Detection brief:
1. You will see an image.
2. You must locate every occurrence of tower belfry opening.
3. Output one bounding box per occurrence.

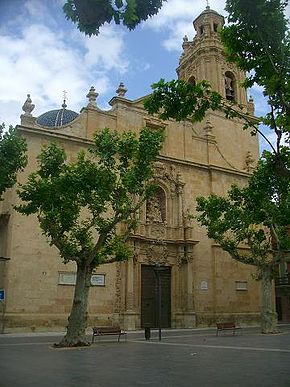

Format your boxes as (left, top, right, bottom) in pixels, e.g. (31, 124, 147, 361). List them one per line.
(177, 5, 252, 110)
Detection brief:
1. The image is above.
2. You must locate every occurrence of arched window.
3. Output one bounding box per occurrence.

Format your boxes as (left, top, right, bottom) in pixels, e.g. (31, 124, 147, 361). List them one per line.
(225, 71, 236, 101)
(188, 76, 196, 86)
(146, 187, 166, 223)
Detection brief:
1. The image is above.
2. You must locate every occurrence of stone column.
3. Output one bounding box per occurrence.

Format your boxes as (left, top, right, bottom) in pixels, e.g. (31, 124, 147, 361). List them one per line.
(183, 251, 196, 328)
(123, 257, 138, 330)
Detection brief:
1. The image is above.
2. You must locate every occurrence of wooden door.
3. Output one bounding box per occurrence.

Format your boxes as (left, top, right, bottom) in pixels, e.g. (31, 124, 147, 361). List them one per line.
(141, 265, 171, 328)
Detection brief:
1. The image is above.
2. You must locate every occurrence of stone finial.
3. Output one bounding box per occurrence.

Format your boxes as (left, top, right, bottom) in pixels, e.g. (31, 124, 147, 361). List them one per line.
(247, 95, 255, 115)
(22, 94, 35, 116)
(183, 35, 188, 43)
(116, 82, 127, 97)
(86, 86, 98, 108)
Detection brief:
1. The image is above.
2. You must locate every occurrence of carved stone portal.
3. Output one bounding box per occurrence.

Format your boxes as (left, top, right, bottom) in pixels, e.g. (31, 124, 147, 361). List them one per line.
(145, 242, 169, 266)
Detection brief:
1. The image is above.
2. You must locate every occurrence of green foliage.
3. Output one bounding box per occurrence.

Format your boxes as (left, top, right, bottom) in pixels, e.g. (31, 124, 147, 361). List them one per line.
(16, 127, 164, 268)
(221, 0, 290, 139)
(196, 149, 290, 272)
(63, 0, 167, 36)
(144, 79, 223, 123)
(0, 124, 27, 199)
(144, 1, 290, 176)
(144, 78, 258, 136)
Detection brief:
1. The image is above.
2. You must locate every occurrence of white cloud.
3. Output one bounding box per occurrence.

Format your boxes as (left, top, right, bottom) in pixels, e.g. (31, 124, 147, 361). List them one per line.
(162, 20, 194, 51)
(0, 0, 129, 126)
(76, 26, 129, 73)
(145, 0, 226, 51)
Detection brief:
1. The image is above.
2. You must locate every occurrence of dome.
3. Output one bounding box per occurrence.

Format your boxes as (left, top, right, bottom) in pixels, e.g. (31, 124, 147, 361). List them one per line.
(193, 6, 224, 25)
(36, 105, 78, 128)
(200, 7, 221, 17)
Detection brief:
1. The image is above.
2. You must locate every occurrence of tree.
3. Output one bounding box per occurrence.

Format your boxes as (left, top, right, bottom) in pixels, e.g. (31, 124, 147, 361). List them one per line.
(144, 0, 290, 176)
(63, 0, 167, 36)
(16, 127, 164, 347)
(0, 124, 27, 200)
(220, 0, 290, 175)
(196, 148, 290, 333)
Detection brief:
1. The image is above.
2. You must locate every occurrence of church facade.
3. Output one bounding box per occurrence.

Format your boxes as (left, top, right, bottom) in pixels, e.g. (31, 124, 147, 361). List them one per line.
(0, 7, 263, 332)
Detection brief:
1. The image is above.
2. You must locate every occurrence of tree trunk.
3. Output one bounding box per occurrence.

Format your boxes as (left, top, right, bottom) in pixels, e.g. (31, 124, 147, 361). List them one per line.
(260, 266, 278, 334)
(56, 262, 92, 347)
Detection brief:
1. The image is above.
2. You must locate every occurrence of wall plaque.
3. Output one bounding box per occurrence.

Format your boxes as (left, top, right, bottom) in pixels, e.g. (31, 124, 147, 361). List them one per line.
(91, 274, 105, 286)
(200, 280, 208, 290)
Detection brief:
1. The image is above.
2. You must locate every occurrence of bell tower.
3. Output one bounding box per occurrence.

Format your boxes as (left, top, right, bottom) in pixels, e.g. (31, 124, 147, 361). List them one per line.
(177, 6, 252, 111)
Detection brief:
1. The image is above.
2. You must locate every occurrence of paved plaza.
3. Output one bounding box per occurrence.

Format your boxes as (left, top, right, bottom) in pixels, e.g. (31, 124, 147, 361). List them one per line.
(0, 326, 290, 387)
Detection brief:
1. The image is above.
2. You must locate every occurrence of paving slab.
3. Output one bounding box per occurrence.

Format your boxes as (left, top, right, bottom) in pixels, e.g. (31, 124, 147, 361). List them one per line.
(0, 327, 290, 387)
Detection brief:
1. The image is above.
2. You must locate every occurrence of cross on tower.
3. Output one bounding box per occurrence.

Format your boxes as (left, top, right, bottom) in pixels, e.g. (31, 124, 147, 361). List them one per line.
(62, 90, 68, 109)
(63, 90, 67, 102)
(206, 0, 210, 9)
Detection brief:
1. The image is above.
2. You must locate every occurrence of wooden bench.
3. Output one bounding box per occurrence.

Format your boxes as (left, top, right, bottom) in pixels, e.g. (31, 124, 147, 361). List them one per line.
(216, 322, 242, 336)
(92, 326, 127, 343)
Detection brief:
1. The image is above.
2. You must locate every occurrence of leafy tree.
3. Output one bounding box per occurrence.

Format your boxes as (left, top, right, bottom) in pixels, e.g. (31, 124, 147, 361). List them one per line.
(144, 0, 290, 176)
(16, 127, 164, 347)
(0, 124, 27, 200)
(63, 0, 167, 36)
(220, 0, 290, 175)
(196, 148, 290, 333)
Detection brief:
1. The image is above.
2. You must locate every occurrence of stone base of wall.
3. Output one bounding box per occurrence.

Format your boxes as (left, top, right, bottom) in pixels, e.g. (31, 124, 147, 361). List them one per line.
(3, 313, 69, 333)
(2, 313, 119, 333)
(195, 312, 261, 327)
(121, 311, 139, 330)
(173, 312, 196, 328)
(2, 311, 261, 333)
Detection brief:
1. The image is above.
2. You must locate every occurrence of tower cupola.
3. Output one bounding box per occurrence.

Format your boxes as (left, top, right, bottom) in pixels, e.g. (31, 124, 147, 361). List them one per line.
(177, 6, 253, 111)
(193, 5, 224, 38)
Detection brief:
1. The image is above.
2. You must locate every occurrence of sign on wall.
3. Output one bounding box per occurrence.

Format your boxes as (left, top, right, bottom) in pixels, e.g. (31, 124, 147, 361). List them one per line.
(0, 289, 5, 301)
(58, 272, 106, 286)
(200, 281, 208, 290)
(90, 274, 105, 286)
(235, 281, 248, 291)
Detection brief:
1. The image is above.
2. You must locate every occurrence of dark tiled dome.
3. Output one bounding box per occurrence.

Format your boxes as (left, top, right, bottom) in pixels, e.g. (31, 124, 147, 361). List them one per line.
(36, 108, 78, 128)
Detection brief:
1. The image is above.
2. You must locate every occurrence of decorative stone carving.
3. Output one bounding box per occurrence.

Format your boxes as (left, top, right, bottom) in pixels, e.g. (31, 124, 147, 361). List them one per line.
(22, 94, 35, 116)
(86, 86, 98, 108)
(152, 161, 185, 197)
(244, 151, 255, 172)
(132, 241, 140, 264)
(145, 241, 168, 266)
(204, 119, 215, 140)
(150, 223, 166, 239)
(146, 195, 163, 223)
(177, 246, 194, 267)
(116, 82, 127, 97)
(113, 262, 122, 313)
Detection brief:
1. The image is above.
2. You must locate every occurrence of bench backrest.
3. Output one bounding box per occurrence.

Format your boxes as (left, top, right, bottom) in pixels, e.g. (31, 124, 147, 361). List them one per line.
(216, 322, 235, 329)
(93, 326, 121, 334)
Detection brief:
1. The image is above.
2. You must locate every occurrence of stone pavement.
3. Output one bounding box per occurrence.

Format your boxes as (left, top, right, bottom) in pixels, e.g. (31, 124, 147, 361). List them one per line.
(0, 326, 290, 387)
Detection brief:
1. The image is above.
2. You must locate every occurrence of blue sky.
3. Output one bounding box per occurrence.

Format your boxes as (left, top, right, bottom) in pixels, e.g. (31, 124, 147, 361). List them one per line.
(0, 0, 289, 152)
